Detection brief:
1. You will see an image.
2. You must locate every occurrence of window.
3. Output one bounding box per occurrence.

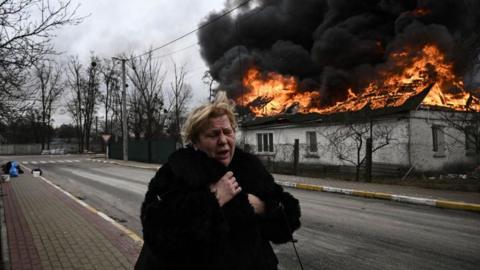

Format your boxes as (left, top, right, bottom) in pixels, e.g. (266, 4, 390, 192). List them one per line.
(306, 131, 318, 153)
(256, 132, 273, 153)
(465, 126, 476, 153)
(432, 125, 445, 156)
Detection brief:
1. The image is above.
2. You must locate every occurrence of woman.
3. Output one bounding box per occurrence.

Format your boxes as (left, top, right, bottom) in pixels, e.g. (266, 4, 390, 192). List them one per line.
(135, 92, 301, 270)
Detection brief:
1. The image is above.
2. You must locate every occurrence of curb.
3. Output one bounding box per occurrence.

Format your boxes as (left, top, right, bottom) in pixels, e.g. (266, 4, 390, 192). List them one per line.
(0, 185, 10, 270)
(275, 181, 480, 213)
(20, 164, 144, 245)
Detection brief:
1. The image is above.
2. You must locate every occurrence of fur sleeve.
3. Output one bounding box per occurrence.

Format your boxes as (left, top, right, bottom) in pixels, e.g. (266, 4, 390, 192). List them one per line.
(259, 181, 301, 244)
(140, 164, 227, 258)
(244, 153, 302, 244)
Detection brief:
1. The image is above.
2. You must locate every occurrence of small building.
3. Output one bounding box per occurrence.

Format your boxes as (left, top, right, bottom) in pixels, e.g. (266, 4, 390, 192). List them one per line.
(237, 88, 479, 178)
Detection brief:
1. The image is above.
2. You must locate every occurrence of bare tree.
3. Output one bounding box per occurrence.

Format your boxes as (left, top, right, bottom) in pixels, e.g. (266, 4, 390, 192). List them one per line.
(66, 56, 85, 152)
(65, 55, 101, 152)
(439, 102, 480, 164)
(0, 0, 83, 120)
(167, 61, 192, 146)
(128, 89, 146, 140)
(83, 55, 101, 151)
(33, 60, 64, 149)
(109, 80, 123, 142)
(321, 122, 395, 181)
(99, 58, 120, 134)
(128, 50, 166, 161)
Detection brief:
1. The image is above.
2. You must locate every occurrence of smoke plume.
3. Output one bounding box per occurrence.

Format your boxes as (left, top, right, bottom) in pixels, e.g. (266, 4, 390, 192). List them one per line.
(198, 0, 480, 106)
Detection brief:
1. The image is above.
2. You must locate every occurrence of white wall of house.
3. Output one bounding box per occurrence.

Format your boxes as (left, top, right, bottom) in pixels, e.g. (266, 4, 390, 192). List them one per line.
(238, 109, 477, 173)
(239, 117, 410, 166)
(409, 110, 477, 171)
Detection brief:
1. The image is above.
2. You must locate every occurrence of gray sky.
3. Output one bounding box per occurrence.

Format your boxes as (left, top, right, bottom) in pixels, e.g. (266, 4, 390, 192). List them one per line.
(52, 0, 226, 126)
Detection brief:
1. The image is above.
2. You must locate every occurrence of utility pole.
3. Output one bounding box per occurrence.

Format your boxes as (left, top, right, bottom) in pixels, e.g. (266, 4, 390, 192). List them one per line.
(113, 57, 128, 161)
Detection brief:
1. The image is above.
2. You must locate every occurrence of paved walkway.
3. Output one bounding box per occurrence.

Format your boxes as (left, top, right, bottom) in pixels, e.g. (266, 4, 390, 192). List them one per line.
(0, 167, 142, 269)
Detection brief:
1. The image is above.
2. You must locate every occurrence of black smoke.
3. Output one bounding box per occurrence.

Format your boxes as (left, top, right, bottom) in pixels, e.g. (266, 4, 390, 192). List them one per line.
(198, 0, 480, 106)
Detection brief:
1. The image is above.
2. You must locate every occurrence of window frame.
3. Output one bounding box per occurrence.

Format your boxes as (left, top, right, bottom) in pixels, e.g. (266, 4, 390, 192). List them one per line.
(306, 131, 318, 153)
(256, 132, 274, 153)
(432, 125, 445, 157)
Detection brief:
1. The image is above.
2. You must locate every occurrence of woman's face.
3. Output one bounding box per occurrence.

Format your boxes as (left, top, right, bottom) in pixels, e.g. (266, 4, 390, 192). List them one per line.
(194, 115, 236, 167)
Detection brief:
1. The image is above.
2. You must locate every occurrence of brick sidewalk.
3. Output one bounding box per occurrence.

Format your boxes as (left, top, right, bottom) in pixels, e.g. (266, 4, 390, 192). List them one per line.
(1, 171, 142, 269)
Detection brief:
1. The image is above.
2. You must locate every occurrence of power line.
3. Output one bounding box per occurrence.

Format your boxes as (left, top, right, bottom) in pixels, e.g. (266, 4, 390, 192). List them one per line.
(134, 0, 253, 59)
(151, 42, 199, 60)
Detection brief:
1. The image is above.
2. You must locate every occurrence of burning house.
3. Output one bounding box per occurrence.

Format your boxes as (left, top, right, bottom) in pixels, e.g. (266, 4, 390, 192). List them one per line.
(198, 0, 480, 177)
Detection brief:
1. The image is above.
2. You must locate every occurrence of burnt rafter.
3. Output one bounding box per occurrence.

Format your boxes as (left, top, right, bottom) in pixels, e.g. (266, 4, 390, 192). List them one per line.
(240, 84, 438, 128)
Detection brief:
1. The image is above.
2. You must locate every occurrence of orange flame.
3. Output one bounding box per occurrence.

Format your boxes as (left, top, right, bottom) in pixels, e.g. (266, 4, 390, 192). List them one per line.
(238, 67, 320, 115)
(237, 44, 480, 116)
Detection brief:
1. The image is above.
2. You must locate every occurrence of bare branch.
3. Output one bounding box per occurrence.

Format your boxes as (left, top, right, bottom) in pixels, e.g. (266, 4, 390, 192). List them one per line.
(1, 0, 84, 122)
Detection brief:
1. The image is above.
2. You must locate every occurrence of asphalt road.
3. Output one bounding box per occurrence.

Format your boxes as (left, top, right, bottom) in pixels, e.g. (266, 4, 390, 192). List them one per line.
(8, 155, 480, 270)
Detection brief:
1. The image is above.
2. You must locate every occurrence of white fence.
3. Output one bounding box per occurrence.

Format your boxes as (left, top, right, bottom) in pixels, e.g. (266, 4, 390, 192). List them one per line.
(0, 144, 42, 155)
(0, 143, 102, 155)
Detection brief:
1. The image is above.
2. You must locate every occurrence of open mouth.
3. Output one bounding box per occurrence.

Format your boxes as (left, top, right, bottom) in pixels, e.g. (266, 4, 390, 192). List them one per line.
(216, 150, 229, 159)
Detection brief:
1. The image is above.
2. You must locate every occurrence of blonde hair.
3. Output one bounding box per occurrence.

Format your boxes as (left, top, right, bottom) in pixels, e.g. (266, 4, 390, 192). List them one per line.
(183, 91, 237, 144)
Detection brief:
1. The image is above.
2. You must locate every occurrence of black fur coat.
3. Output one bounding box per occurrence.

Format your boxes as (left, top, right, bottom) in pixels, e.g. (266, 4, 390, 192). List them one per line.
(135, 146, 301, 270)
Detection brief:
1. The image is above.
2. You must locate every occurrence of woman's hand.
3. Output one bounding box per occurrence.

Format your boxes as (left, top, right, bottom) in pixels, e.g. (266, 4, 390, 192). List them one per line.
(210, 171, 242, 206)
(247, 194, 265, 215)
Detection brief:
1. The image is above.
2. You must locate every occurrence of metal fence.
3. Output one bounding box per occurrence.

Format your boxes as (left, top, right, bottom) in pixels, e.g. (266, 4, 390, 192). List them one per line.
(109, 139, 176, 164)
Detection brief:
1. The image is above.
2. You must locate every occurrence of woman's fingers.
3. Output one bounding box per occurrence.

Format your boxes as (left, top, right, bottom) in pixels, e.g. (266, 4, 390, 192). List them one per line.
(230, 177, 242, 193)
(214, 171, 242, 206)
(222, 171, 234, 180)
(247, 193, 265, 215)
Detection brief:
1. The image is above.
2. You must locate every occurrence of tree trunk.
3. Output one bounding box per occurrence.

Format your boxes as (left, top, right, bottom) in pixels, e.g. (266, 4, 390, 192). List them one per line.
(355, 165, 360, 182)
(365, 138, 372, 182)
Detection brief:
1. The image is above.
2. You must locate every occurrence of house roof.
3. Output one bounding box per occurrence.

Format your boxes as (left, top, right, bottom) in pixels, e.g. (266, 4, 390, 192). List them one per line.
(240, 84, 433, 129)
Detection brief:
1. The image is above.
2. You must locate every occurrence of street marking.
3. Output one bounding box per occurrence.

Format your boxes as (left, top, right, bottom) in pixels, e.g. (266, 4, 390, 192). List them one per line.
(391, 195, 436, 206)
(18, 159, 86, 165)
(323, 186, 354, 195)
(435, 200, 480, 211)
(296, 183, 323, 191)
(352, 191, 391, 200)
